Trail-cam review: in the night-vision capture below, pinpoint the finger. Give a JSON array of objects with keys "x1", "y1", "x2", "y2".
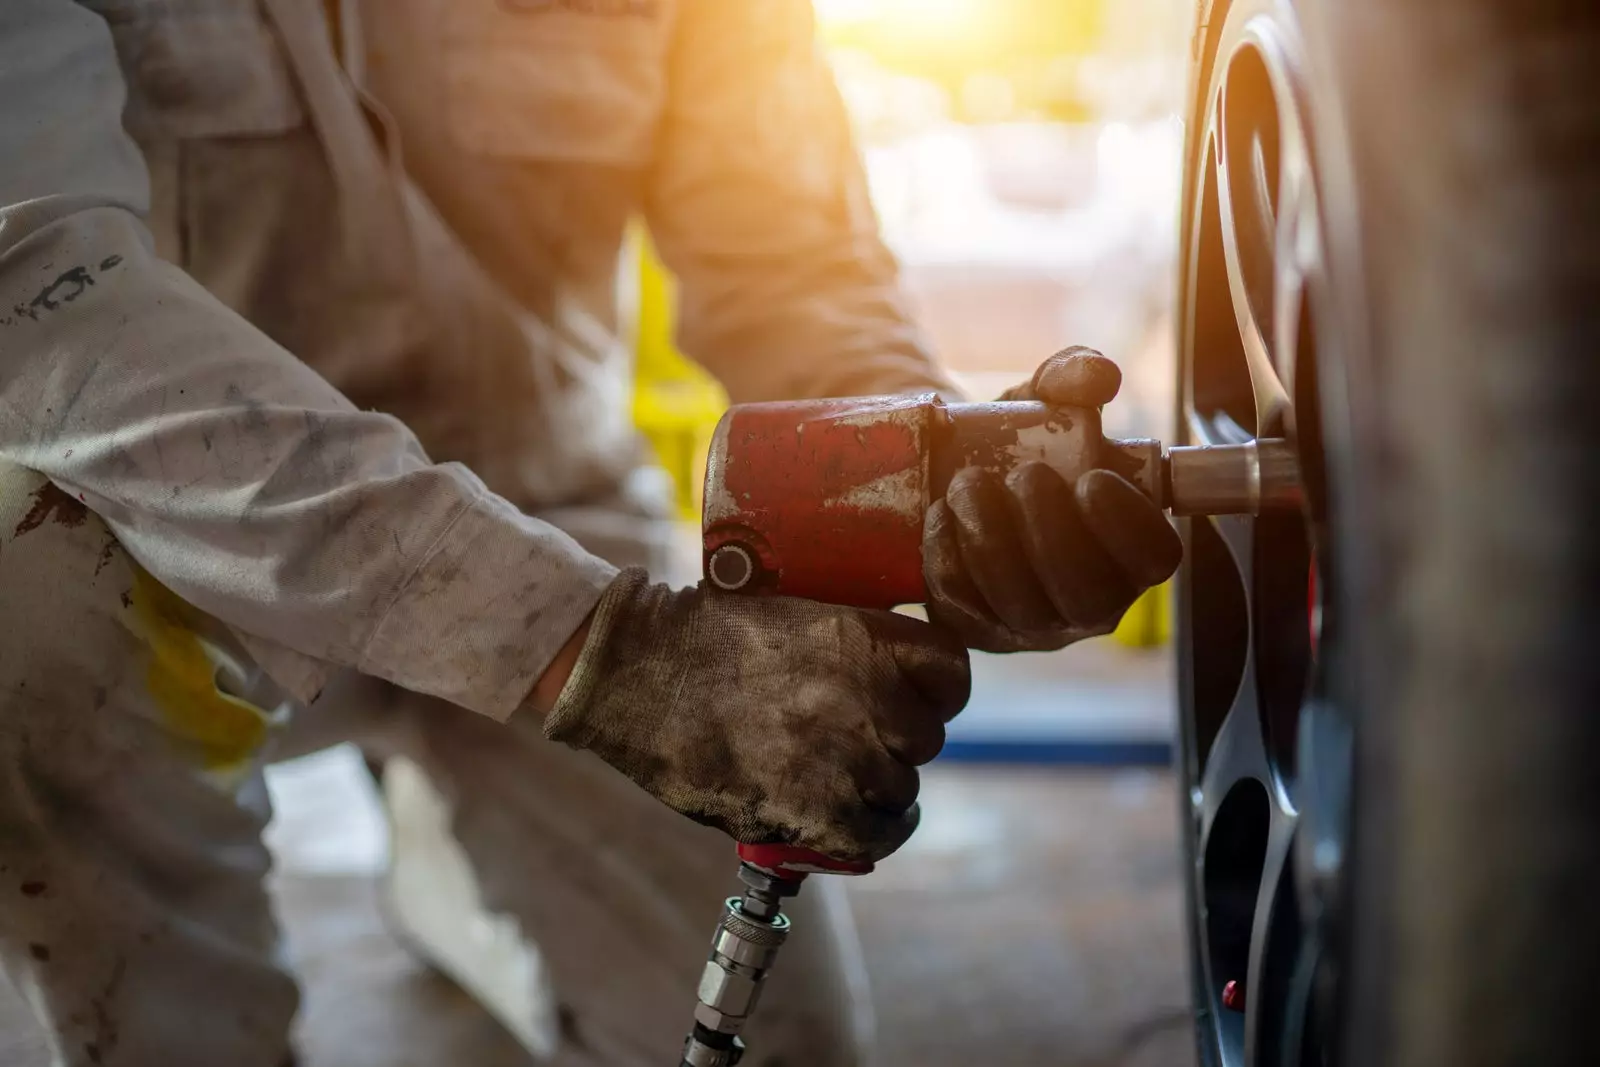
[
  {"x1": 927, "y1": 500, "x2": 1083, "y2": 656},
  {"x1": 1031, "y1": 347, "x2": 1122, "y2": 408},
  {"x1": 1076, "y1": 469, "x2": 1184, "y2": 588},
  {"x1": 869, "y1": 611, "x2": 972, "y2": 723},
  {"x1": 826, "y1": 800, "x2": 922, "y2": 865},
  {"x1": 872, "y1": 693, "x2": 949, "y2": 764},
  {"x1": 858, "y1": 752, "x2": 922, "y2": 813},
  {"x1": 922, "y1": 498, "x2": 997, "y2": 632},
  {"x1": 922, "y1": 500, "x2": 1037, "y2": 653},
  {"x1": 945, "y1": 467, "x2": 1062, "y2": 634},
  {"x1": 897, "y1": 648, "x2": 971, "y2": 726},
  {"x1": 1004, "y1": 461, "x2": 1135, "y2": 628},
  {"x1": 997, "y1": 347, "x2": 1115, "y2": 402}
]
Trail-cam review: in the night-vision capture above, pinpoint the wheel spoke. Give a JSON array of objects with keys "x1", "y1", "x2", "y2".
[
  {"x1": 1199, "y1": 687, "x2": 1267, "y2": 838},
  {"x1": 1261, "y1": 19, "x2": 1320, "y2": 430},
  {"x1": 1189, "y1": 406, "x2": 1256, "y2": 448},
  {"x1": 1244, "y1": 814, "x2": 1298, "y2": 1065},
  {"x1": 1214, "y1": 70, "x2": 1291, "y2": 432},
  {"x1": 1195, "y1": 511, "x2": 1264, "y2": 813},
  {"x1": 1208, "y1": 514, "x2": 1257, "y2": 598},
  {"x1": 1271, "y1": 154, "x2": 1315, "y2": 416}
]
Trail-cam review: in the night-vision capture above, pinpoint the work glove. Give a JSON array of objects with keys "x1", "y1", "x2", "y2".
[
  {"x1": 924, "y1": 347, "x2": 1184, "y2": 653},
  {"x1": 543, "y1": 569, "x2": 971, "y2": 865}
]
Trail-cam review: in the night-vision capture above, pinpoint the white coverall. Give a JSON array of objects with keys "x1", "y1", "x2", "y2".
[{"x1": 0, "y1": 0, "x2": 955, "y2": 1064}]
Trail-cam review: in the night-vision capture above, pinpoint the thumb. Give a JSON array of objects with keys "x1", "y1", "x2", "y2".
[{"x1": 1000, "y1": 346, "x2": 1122, "y2": 407}]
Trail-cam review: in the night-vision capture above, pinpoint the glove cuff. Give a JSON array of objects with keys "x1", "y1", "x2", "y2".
[{"x1": 542, "y1": 566, "x2": 653, "y2": 749}]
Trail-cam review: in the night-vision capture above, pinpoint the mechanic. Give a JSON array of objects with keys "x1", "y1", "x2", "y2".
[{"x1": 0, "y1": 2, "x2": 1182, "y2": 1065}]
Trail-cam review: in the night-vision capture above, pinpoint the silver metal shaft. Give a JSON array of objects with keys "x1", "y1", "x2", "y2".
[
  {"x1": 1164, "y1": 438, "x2": 1303, "y2": 515},
  {"x1": 1104, "y1": 437, "x2": 1303, "y2": 516}
]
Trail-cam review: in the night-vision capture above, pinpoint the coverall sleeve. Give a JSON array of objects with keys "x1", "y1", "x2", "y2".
[
  {"x1": 0, "y1": 0, "x2": 616, "y2": 717},
  {"x1": 645, "y1": 0, "x2": 962, "y2": 403}
]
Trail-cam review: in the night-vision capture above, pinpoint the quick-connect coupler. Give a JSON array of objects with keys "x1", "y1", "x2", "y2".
[{"x1": 680, "y1": 865, "x2": 802, "y2": 1067}]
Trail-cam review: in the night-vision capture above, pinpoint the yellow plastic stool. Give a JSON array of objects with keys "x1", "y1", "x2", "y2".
[
  {"x1": 1112, "y1": 580, "x2": 1173, "y2": 648},
  {"x1": 629, "y1": 224, "x2": 728, "y2": 520}
]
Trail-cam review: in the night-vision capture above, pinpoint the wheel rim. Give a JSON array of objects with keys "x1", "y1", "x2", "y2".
[{"x1": 1177, "y1": 2, "x2": 1352, "y2": 1065}]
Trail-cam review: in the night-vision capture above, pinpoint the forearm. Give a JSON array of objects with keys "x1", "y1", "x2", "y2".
[
  {"x1": 645, "y1": 0, "x2": 959, "y2": 405},
  {"x1": 1, "y1": 0, "x2": 614, "y2": 715},
  {"x1": 667, "y1": 239, "x2": 962, "y2": 403}
]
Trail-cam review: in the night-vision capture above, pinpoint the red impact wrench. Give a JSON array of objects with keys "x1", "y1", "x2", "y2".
[{"x1": 679, "y1": 393, "x2": 1302, "y2": 1067}]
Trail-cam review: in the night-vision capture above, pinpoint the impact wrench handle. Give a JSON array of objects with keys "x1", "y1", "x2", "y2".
[{"x1": 680, "y1": 394, "x2": 1304, "y2": 1066}]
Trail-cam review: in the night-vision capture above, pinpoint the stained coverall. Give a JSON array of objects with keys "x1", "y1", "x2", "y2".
[{"x1": 0, "y1": 1, "x2": 1182, "y2": 1065}]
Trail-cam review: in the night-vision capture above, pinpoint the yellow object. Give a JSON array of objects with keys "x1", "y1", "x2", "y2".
[
  {"x1": 131, "y1": 566, "x2": 275, "y2": 777},
  {"x1": 630, "y1": 224, "x2": 727, "y2": 520},
  {"x1": 1112, "y1": 580, "x2": 1173, "y2": 649}
]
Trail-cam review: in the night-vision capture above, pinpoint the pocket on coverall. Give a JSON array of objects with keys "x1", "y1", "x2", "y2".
[
  {"x1": 82, "y1": 0, "x2": 308, "y2": 141},
  {"x1": 442, "y1": 0, "x2": 673, "y2": 166}
]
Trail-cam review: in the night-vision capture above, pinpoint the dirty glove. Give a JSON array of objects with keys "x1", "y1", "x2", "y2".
[
  {"x1": 924, "y1": 347, "x2": 1184, "y2": 653},
  {"x1": 543, "y1": 569, "x2": 971, "y2": 864}
]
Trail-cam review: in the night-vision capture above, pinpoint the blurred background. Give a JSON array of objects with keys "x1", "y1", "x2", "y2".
[{"x1": 0, "y1": 2, "x2": 1203, "y2": 1065}]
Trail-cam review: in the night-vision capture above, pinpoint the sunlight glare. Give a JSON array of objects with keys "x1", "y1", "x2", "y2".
[{"x1": 816, "y1": 0, "x2": 986, "y2": 35}]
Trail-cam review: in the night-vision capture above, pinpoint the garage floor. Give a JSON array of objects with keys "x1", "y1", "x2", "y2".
[{"x1": 0, "y1": 765, "x2": 1195, "y2": 1067}]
